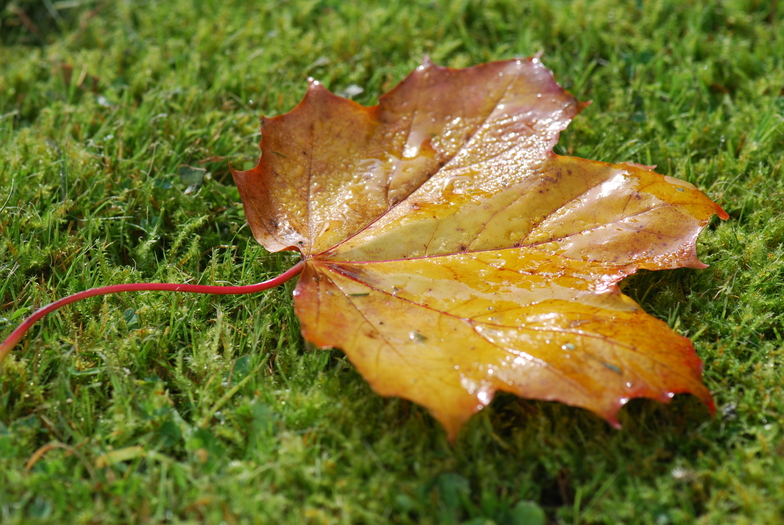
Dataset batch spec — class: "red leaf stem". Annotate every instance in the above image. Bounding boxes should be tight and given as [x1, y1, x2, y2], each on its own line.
[0, 261, 304, 370]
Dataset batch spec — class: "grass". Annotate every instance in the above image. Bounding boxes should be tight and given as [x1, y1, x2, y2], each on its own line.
[0, 0, 782, 523]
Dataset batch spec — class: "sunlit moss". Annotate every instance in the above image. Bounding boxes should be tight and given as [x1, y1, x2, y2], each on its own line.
[0, 0, 782, 523]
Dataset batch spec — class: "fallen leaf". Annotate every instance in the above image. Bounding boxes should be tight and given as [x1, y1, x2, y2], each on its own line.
[233, 58, 728, 440]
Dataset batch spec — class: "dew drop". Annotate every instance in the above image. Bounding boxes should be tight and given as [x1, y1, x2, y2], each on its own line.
[409, 331, 427, 343]
[562, 343, 576, 351]
[477, 390, 491, 404]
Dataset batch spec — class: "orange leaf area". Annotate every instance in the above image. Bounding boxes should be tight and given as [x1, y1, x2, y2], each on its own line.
[233, 58, 728, 440]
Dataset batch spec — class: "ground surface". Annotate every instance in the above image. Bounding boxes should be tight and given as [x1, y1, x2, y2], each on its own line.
[0, 1, 782, 523]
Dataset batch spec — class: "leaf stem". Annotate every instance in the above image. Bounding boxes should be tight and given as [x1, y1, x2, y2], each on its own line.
[0, 261, 305, 370]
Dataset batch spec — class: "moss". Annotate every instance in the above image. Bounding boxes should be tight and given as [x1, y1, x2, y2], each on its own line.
[1, 0, 783, 523]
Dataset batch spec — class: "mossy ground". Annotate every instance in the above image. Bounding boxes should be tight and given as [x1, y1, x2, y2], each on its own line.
[1, 1, 782, 523]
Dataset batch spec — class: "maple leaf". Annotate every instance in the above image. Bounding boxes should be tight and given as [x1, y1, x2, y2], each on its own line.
[233, 57, 728, 440]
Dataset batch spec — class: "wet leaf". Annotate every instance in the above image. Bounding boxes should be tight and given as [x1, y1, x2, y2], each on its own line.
[233, 58, 728, 440]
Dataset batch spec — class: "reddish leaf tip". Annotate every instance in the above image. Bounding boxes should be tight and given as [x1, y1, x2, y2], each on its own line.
[705, 395, 717, 416]
[605, 413, 623, 430]
[577, 100, 593, 112]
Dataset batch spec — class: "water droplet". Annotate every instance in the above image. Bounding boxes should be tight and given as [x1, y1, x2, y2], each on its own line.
[664, 175, 696, 190]
[562, 343, 576, 351]
[625, 382, 633, 388]
[409, 331, 427, 343]
[477, 389, 491, 404]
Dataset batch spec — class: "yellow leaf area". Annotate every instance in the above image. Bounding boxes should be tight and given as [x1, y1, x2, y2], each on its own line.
[234, 58, 728, 440]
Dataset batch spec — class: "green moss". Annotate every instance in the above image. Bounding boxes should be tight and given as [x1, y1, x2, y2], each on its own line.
[1, 0, 783, 523]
